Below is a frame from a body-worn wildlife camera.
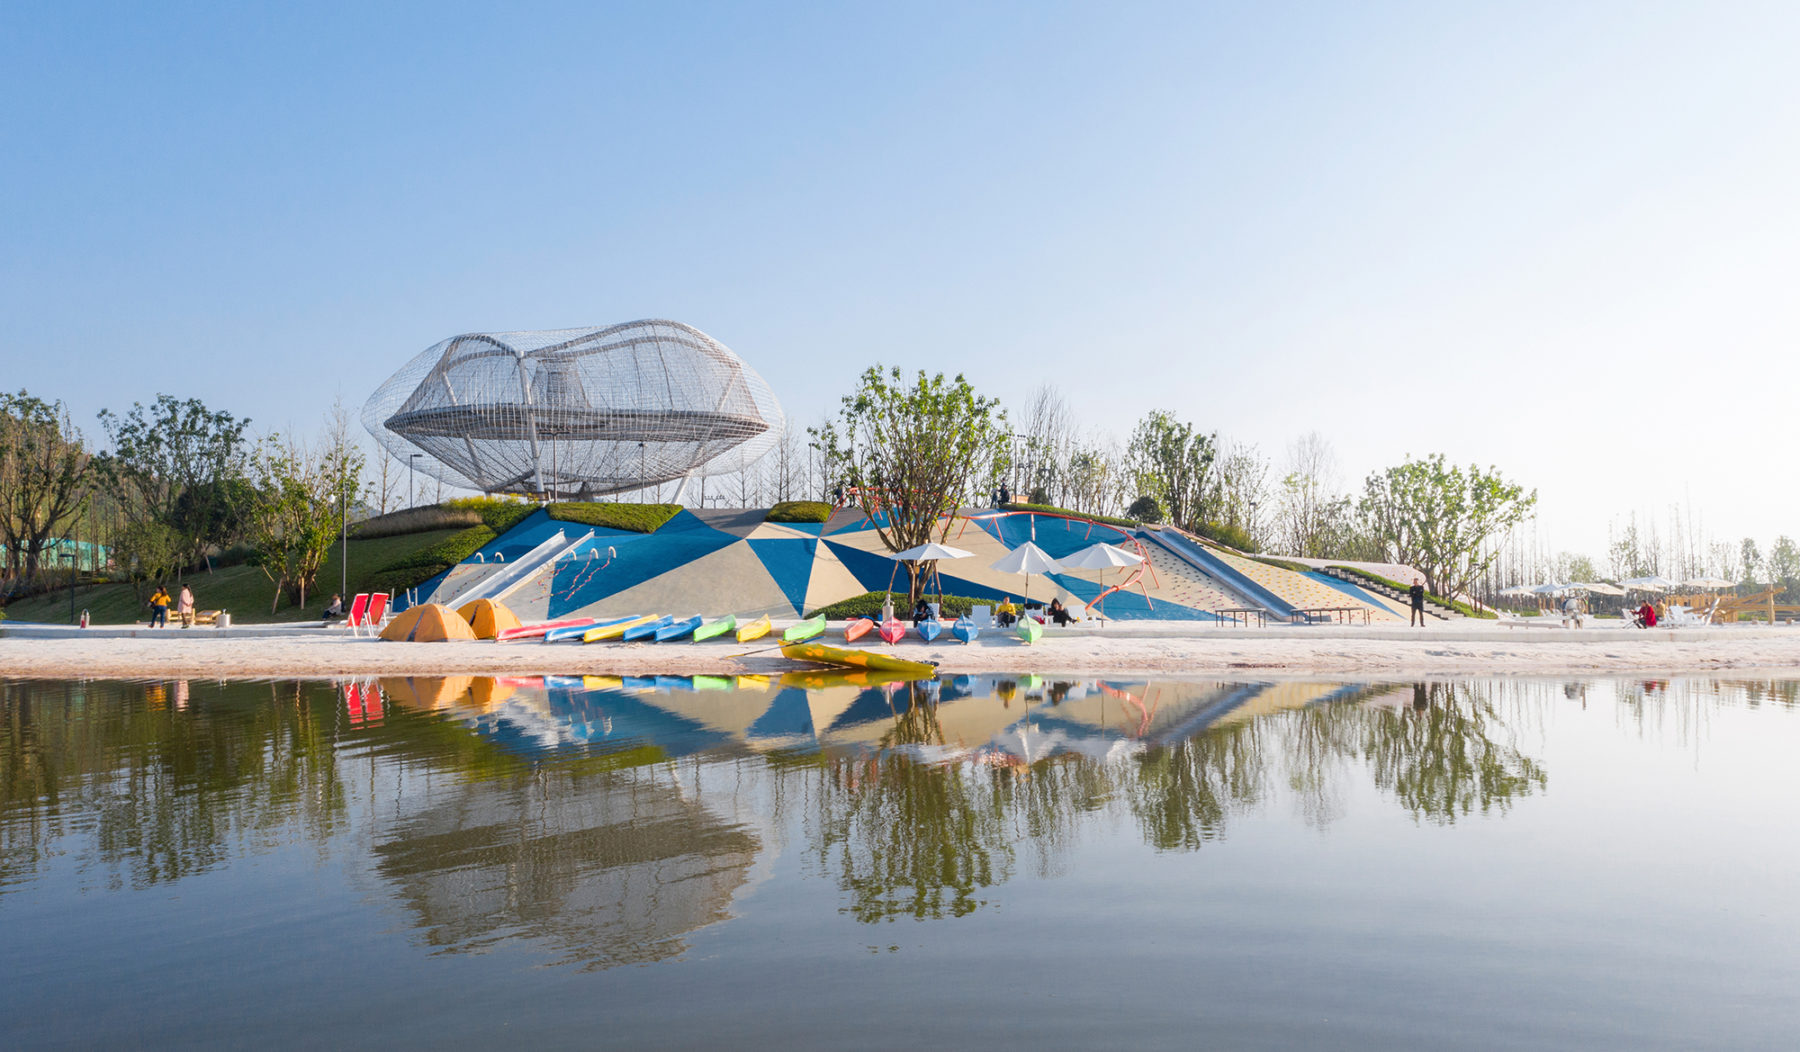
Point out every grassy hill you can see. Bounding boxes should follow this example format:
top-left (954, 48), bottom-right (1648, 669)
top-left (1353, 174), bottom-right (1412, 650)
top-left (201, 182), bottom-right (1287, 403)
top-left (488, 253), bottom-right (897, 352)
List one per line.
top-left (2, 528), bottom-right (463, 626)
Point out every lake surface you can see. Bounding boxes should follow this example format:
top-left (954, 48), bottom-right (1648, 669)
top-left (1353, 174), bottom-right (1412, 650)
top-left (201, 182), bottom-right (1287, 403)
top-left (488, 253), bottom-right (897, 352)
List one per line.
top-left (3, 673), bottom-right (1798, 1048)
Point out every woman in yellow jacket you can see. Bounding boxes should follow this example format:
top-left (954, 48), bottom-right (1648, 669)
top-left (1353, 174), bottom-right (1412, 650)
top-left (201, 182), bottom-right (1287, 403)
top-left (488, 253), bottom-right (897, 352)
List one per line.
top-left (149, 585), bottom-right (171, 628)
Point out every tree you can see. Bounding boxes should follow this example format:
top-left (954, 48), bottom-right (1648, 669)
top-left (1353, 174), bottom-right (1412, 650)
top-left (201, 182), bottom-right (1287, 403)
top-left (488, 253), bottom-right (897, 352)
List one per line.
top-left (1273, 432), bottom-right (1348, 559)
top-left (1359, 454), bottom-right (1536, 599)
top-left (97, 395), bottom-right (251, 572)
top-left (245, 421), bottom-right (363, 611)
top-left (0, 391), bottom-right (94, 585)
top-left (811, 366), bottom-right (1008, 606)
top-left (1016, 385), bottom-right (1075, 507)
top-left (1768, 536), bottom-right (1800, 600)
top-left (1124, 411), bottom-right (1215, 531)
top-left (1213, 438), bottom-right (1271, 546)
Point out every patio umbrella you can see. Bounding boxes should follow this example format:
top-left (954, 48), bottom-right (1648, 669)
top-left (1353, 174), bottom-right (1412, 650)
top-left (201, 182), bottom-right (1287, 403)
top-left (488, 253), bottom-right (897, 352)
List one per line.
top-left (1575, 582), bottom-right (1627, 597)
top-left (989, 541), bottom-right (1062, 605)
top-left (1497, 585), bottom-right (1538, 597)
top-left (1061, 542), bottom-right (1145, 618)
top-left (1620, 575), bottom-right (1675, 592)
top-left (887, 542), bottom-right (976, 607)
top-left (1681, 577), bottom-right (1735, 590)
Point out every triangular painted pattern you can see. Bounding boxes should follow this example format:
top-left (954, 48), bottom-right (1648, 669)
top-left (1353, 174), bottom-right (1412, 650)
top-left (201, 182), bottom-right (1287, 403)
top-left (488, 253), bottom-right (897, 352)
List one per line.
top-left (747, 538), bottom-right (818, 616)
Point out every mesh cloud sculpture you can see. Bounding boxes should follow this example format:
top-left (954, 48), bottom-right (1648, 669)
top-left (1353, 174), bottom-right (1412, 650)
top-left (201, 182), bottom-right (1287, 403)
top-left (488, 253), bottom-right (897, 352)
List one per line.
top-left (363, 320), bottom-right (784, 498)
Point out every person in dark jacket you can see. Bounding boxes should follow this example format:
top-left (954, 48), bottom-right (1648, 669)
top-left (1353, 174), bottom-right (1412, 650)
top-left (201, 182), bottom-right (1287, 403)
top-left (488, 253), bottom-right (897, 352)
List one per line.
top-left (1409, 578), bottom-right (1427, 627)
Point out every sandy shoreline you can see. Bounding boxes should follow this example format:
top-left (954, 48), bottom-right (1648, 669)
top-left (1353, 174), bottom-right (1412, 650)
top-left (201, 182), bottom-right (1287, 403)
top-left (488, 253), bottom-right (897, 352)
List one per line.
top-left (3, 623), bottom-right (1799, 679)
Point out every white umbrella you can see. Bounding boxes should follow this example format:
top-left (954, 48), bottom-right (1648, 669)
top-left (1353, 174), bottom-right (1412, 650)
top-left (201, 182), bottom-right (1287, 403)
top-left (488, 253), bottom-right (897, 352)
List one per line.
top-left (989, 541), bottom-right (1062, 606)
top-left (1681, 577), bottom-right (1735, 591)
top-left (886, 542), bottom-right (975, 607)
top-left (1575, 581), bottom-right (1627, 597)
top-left (1497, 585), bottom-right (1538, 597)
top-left (1531, 581), bottom-right (1573, 595)
top-left (1061, 542), bottom-right (1145, 618)
top-left (1620, 575), bottom-right (1675, 592)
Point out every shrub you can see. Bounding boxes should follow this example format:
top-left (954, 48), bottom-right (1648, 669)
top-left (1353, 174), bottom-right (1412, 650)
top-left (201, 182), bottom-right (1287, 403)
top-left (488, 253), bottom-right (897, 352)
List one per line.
top-left (447, 496), bottom-right (536, 533)
top-left (353, 505), bottom-right (484, 539)
top-left (766, 500), bottom-right (833, 524)
top-left (807, 591), bottom-right (993, 620)
top-left (547, 502), bottom-right (682, 533)
top-left (1193, 520), bottom-right (1257, 553)
top-left (1002, 502), bottom-right (1141, 530)
top-left (1126, 496), bottom-right (1163, 523)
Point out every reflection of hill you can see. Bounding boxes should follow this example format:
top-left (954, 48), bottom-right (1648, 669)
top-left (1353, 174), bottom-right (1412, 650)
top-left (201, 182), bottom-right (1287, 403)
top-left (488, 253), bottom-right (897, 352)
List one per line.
top-left (374, 770), bottom-right (758, 969)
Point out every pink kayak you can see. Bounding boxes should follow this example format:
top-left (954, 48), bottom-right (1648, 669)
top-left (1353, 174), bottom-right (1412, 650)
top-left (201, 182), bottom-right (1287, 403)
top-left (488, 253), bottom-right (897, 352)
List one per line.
top-left (496, 617), bottom-right (596, 643)
top-left (878, 618), bottom-right (906, 644)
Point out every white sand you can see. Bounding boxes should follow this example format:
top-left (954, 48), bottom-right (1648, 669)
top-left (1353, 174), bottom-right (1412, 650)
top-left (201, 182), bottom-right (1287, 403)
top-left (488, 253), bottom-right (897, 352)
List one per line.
top-left (3, 622), bottom-right (1798, 678)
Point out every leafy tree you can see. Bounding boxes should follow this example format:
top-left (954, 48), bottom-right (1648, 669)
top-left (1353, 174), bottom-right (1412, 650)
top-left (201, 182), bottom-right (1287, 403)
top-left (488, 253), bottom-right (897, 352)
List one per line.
top-left (111, 520), bottom-right (183, 594)
top-left (811, 366), bottom-right (1008, 606)
top-left (1124, 411), bottom-right (1215, 531)
top-left (1768, 536), bottom-right (1800, 600)
top-left (1359, 454), bottom-right (1536, 599)
top-left (245, 425), bottom-right (364, 611)
top-left (0, 391), bottom-right (94, 584)
top-left (1740, 537), bottom-right (1764, 585)
top-left (1126, 495), bottom-right (1163, 523)
top-left (97, 395), bottom-right (252, 571)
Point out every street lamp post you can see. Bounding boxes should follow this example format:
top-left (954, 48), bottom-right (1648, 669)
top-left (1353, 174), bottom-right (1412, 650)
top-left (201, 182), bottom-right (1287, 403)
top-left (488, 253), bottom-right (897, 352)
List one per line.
top-left (409, 453), bottom-right (422, 509)
top-left (341, 482), bottom-right (349, 600)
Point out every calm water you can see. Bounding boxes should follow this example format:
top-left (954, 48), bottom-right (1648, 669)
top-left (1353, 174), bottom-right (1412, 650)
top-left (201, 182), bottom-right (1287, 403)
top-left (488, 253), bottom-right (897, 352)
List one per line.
top-left (3, 673), bottom-right (1798, 1049)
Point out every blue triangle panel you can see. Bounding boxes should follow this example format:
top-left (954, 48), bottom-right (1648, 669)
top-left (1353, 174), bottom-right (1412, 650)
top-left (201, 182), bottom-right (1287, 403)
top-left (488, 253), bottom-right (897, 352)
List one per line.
top-left (547, 525), bottom-right (741, 617)
top-left (747, 538), bottom-right (818, 616)
top-left (820, 539), bottom-right (911, 593)
top-left (746, 689), bottom-right (816, 741)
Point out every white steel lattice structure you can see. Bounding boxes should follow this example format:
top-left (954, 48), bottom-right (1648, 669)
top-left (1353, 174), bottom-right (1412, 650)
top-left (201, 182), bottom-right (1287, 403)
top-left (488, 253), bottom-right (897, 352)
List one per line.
top-left (363, 321), bottom-right (784, 498)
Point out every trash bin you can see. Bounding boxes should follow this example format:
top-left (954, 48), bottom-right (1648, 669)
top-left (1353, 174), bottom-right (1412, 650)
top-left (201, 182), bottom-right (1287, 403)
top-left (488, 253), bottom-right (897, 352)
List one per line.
top-left (218, 612), bottom-right (231, 630)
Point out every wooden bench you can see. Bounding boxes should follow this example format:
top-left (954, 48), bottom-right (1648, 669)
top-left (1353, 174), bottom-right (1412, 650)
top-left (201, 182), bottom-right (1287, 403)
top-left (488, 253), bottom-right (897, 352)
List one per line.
top-left (1290, 606), bottom-right (1371, 626)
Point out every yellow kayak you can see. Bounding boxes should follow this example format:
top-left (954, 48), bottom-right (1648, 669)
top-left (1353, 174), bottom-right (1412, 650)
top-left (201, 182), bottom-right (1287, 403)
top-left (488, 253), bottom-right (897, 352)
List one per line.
top-left (778, 669), bottom-right (930, 690)
top-left (779, 640), bottom-right (937, 676)
top-left (583, 614), bottom-right (657, 643)
top-left (736, 614), bottom-right (772, 643)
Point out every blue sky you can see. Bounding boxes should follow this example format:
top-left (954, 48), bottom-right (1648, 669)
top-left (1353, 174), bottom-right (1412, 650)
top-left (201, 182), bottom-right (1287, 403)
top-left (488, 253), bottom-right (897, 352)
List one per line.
top-left (4, 1), bottom-right (1796, 558)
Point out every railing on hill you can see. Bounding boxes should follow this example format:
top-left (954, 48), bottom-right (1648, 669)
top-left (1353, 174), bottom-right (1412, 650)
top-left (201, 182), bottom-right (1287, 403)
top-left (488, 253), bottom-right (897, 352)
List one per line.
top-left (1317, 566), bottom-right (1453, 620)
top-left (1139, 528), bottom-right (1292, 620)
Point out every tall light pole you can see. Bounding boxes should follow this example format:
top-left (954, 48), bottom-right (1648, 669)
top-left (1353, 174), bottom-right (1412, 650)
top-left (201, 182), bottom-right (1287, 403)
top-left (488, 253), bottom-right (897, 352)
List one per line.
top-left (409, 453), bottom-right (422, 509)
top-left (341, 481), bottom-right (349, 600)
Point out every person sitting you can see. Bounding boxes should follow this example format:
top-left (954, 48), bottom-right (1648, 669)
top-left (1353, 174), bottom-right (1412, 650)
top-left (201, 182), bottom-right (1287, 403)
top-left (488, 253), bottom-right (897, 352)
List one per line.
top-left (911, 598), bottom-right (933, 626)
top-left (996, 596), bottom-right (1019, 627)
top-left (1635, 601), bottom-right (1657, 628)
top-left (322, 594), bottom-right (345, 622)
top-left (1047, 597), bottom-right (1075, 626)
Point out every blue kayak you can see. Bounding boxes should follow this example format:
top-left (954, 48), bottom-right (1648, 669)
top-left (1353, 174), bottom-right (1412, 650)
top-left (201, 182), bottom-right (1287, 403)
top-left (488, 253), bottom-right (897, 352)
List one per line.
top-left (622, 615), bottom-right (674, 642)
top-left (917, 619), bottom-right (944, 643)
top-left (951, 616), bottom-right (978, 644)
top-left (654, 616), bottom-right (703, 642)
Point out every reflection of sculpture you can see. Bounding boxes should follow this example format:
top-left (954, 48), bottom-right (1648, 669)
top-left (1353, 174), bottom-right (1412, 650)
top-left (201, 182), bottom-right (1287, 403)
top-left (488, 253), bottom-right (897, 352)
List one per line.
top-left (374, 770), bottom-right (757, 968)
top-left (362, 321), bottom-right (784, 498)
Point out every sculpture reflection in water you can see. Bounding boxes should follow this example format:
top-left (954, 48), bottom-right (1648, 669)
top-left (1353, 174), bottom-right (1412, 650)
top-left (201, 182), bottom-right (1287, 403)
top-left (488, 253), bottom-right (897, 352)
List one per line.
top-left (4, 676), bottom-right (1794, 964)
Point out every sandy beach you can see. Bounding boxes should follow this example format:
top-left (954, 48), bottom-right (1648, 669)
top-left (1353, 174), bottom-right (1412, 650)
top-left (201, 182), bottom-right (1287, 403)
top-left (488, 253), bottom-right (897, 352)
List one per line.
top-left (3, 622), bottom-right (1798, 679)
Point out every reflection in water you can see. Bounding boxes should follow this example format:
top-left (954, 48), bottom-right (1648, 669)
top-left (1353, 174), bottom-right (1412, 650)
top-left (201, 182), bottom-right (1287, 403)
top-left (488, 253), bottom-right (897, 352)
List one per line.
top-left (1, 674), bottom-right (1794, 967)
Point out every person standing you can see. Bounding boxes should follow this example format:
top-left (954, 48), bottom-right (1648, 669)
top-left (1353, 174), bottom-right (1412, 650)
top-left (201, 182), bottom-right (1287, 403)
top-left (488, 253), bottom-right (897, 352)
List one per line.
top-left (149, 584), bottom-right (171, 628)
top-left (177, 584), bottom-right (195, 628)
top-left (1562, 593), bottom-right (1583, 629)
top-left (1408, 578), bottom-right (1426, 627)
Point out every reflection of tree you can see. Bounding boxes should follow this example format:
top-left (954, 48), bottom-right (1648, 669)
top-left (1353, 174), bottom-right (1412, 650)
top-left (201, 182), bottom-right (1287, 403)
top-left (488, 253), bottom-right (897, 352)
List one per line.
top-left (1124, 720), bottom-right (1266, 850)
top-left (814, 753), bottom-right (1014, 922)
top-left (0, 679), bottom-right (348, 891)
top-left (1280, 682), bottom-right (1548, 823)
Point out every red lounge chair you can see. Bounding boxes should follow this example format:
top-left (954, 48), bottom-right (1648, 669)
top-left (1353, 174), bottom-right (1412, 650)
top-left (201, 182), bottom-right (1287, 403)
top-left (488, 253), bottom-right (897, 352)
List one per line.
top-left (345, 593), bottom-right (370, 632)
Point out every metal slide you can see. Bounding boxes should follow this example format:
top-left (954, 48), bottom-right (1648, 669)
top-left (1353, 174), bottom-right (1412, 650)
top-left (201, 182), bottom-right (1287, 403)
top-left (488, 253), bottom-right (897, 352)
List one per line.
top-left (435, 528), bottom-right (595, 610)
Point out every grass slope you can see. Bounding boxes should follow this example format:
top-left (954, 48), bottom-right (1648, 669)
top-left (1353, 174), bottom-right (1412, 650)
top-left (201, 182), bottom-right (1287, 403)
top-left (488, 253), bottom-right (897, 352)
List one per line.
top-left (2, 529), bottom-right (464, 625)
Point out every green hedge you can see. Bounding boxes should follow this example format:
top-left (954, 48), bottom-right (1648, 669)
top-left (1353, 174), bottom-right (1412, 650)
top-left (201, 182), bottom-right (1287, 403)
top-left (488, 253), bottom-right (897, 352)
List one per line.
top-left (766, 500), bottom-right (833, 524)
top-left (1327, 566), bottom-right (1497, 619)
top-left (1192, 520), bottom-right (1258, 553)
top-left (548, 502), bottom-right (682, 533)
top-left (807, 591), bottom-right (993, 620)
top-left (447, 496), bottom-right (536, 533)
top-left (1000, 502), bottom-right (1139, 529)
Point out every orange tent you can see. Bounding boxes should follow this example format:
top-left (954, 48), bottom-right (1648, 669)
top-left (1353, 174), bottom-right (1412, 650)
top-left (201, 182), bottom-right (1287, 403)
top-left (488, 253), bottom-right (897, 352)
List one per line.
top-left (379, 603), bottom-right (479, 642)
top-left (380, 675), bottom-right (475, 709)
top-left (457, 597), bottom-right (522, 640)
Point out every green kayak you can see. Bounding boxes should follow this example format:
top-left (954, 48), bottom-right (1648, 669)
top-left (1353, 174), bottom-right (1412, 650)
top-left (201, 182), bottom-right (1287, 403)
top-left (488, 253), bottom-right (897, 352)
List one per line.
top-left (783, 615), bottom-right (826, 642)
top-left (1017, 619), bottom-right (1043, 644)
top-left (693, 614), bottom-right (737, 642)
